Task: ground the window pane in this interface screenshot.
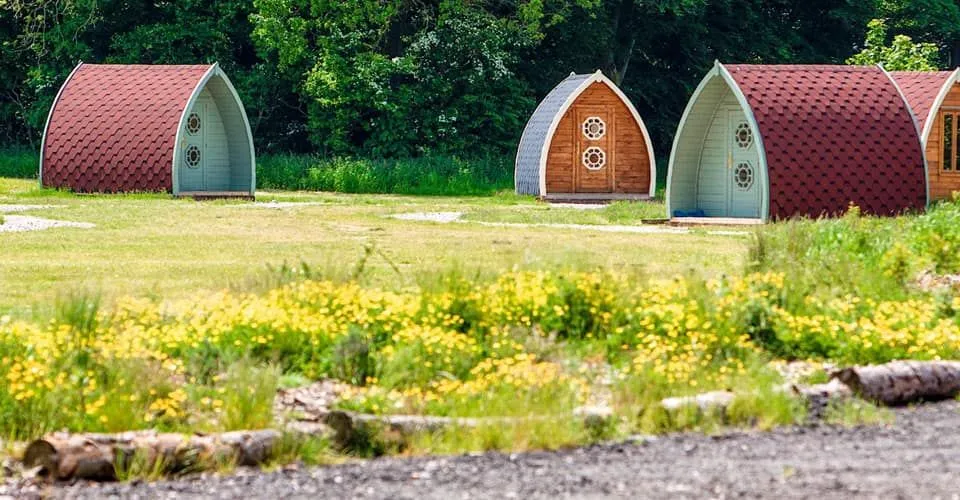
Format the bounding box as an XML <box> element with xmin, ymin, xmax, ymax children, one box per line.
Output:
<box><xmin>954</xmin><ymin>114</ymin><xmax>960</xmax><ymax>174</ymax></box>
<box><xmin>945</xmin><ymin>114</ymin><xmax>954</xmax><ymax>171</ymax></box>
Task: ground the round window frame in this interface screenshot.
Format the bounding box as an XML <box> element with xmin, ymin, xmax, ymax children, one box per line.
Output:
<box><xmin>734</xmin><ymin>161</ymin><xmax>754</xmax><ymax>191</ymax></box>
<box><xmin>735</xmin><ymin>122</ymin><xmax>753</xmax><ymax>149</ymax></box>
<box><xmin>186</xmin><ymin>112</ymin><xmax>202</xmax><ymax>136</ymax></box>
<box><xmin>582</xmin><ymin>117</ymin><xmax>607</xmax><ymax>141</ymax></box>
<box><xmin>582</xmin><ymin>146</ymin><xmax>607</xmax><ymax>171</ymax></box>
<box><xmin>185</xmin><ymin>145</ymin><xmax>202</xmax><ymax>169</ymax></box>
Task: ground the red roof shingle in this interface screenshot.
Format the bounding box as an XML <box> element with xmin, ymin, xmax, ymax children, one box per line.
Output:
<box><xmin>42</xmin><ymin>64</ymin><xmax>213</xmax><ymax>193</ymax></box>
<box><xmin>726</xmin><ymin>65</ymin><xmax>927</xmax><ymax>219</ymax></box>
<box><xmin>890</xmin><ymin>70</ymin><xmax>955</xmax><ymax>135</ymax></box>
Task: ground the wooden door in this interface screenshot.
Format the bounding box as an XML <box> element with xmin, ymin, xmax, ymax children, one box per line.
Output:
<box><xmin>727</xmin><ymin>111</ymin><xmax>760</xmax><ymax>218</ymax></box>
<box><xmin>574</xmin><ymin>107</ymin><xmax>614</xmax><ymax>193</ymax></box>
<box><xmin>180</xmin><ymin>103</ymin><xmax>206</xmax><ymax>191</ymax></box>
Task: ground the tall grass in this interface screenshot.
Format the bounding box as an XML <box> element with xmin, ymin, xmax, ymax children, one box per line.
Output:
<box><xmin>257</xmin><ymin>154</ymin><xmax>513</xmax><ymax>195</ymax></box>
<box><xmin>749</xmin><ymin>202</ymin><xmax>960</xmax><ymax>303</ymax></box>
<box><xmin>0</xmin><ymin>147</ymin><xmax>38</xmax><ymax>179</ymax></box>
<box><xmin>0</xmin><ymin>147</ymin><xmax>514</xmax><ymax>196</ymax></box>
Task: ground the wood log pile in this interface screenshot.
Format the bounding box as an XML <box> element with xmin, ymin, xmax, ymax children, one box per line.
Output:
<box><xmin>18</xmin><ymin>361</ymin><xmax>960</xmax><ymax>482</ymax></box>
<box><xmin>22</xmin><ymin>430</ymin><xmax>279</xmax><ymax>481</ymax></box>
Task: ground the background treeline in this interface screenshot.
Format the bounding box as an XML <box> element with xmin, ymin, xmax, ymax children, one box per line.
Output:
<box><xmin>2</xmin><ymin>0</ymin><xmax>960</xmax><ymax>191</ymax></box>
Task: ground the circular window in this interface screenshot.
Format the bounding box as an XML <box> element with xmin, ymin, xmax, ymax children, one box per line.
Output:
<box><xmin>186</xmin><ymin>112</ymin><xmax>202</xmax><ymax>136</ymax></box>
<box><xmin>735</xmin><ymin>122</ymin><xmax>753</xmax><ymax>149</ymax></box>
<box><xmin>582</xmin><ymin>147</ymin><xmax>607</xmax><ymax>170</ymax></box>
<box><xmin>734</xmin><ymin>162</ymin><xmax>754</xmax><ymax>190</ymax></box>
<box><xmin>185</xmin><ymin>145</ymin><xmax>202</xmax><ymax>169</ymax></box>
<box><xmin>582</xmin><ymin>117</ymin><xmax>606</xmax><ymax>140</ymax></box>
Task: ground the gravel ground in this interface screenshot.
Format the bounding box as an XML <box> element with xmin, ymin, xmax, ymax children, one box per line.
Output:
<box><xmin>0</xmin><ymin>215</ymin><xmax>94</xmax><ymax>233</ymax></box>
<box><xmin>0</xmin><ymin>204</ymin><xmax>63</xmax><ymax>214</ymax></box>
<box><xmin>389</xmin><ymin>212</ymin><xmax>747</xmax><ymax>236</ymax></box>
<box><xmin>38</xmin><ymin>401</ymin><xmax>960</xmax><ymax>499</ymax></box>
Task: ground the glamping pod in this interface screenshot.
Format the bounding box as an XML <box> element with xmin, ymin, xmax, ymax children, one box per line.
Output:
<box><xmin>667</xmin><ymin>62</ymin><xmax>927</xmax><ymax>221</ymax></box>
<box><xmin>41</xmin><ymin>63</ymin><xmax>255</xmax><ymax>197</ymax></box>
<box><xmin>891</xmin><ymin>69</ymin><xmax>960</xmax><ymax>201</ymax></box>
<box><xmin>515</xmin><ymin>71</ymin><xmax>656</xmax><ymax>200</ymax></box>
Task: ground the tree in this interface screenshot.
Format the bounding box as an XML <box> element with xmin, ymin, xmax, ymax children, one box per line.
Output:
<box><xmin>847</xmin><ymin>18</ymin><xmax>940</xmax><ymax>70</ymax></box>
<box><xmin>251</xmin><ymin>0</ymin><xmax>558</xmax><ymax>156</ymax></box>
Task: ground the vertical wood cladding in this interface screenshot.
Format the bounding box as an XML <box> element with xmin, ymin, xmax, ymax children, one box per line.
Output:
<box><xmin>544</xmin><ymin>82</ymin><xmax>651</xmax><ymax>194</ymax></box>
<box><xmin>928</xmin><ymin>84</ymin><xmax>960</xmax><ymax>201</ymax></box>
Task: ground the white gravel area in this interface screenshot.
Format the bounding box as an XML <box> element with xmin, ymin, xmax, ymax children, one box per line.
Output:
<box><xmin>0</xmin><ymin>204</ymin><xmax>61</xmax><ymax>213</ymax></box>
<box><xmin>390</xmin><ymin>212</ymin><xmax>747</xmax><ymax>236</ymax></box>
<box><xmin>0</xmin><ymin>215</ymin><xmax>94</xmax><ymax>233</ymax></box>
<box><xmin>391</xmin><ymin>211</ymin><xmax>465</xmax><ymax>223</ymax></box>
<box><xmin>249</xmin><ymin>201</ymin><xmax>327</xmax><ymax>209</ymax></box>
<box><xmin>544</xmin><ymin>203</ymin><xmax>607</xmax><ymax>210</ymax></box>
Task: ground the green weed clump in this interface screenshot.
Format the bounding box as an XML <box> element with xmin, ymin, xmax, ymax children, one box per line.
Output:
<box><xmin>751</xmin><ymin>200</ymin><xmax>960</xmax><ymax>302</ymax></box>
<box><xmin>257</xmin><ymin>154</ymin><xmax>513</xmax><ymax>195</ymax></box>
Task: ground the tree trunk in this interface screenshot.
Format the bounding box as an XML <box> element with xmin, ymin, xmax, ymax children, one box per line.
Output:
<box><xmin>834</xmin><ymin>361</ymin><xmax>960</xmax><ymax>406</ymax></box>
<box><xmin>603</xmin><ymin>0</ymin><xmax>637</xmax><ymax>86</ymax></box>
<box><xmin>22</xmin><ymin>430</ymin><xmax>280</xmax><ymax>481</ymax></box>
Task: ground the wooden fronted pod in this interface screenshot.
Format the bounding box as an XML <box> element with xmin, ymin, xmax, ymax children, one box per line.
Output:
<box><xmin>40</xmin><ymin>63</ymin><xmax>256</xmax><ymax>198</ymax></box>
<box><xmin>667</xmin><ymin>62</ymin><xmax>926</xmax><ymax>222</ymax></box>
<box><xmin>515</xmin><ymin>71</ymin><xmax>656</xmax><ymax>200</ymax></box>
<box><xmin>892</xmin><ymin>69</ymin><xmax>960</xmax><ymax>202</ymax></box>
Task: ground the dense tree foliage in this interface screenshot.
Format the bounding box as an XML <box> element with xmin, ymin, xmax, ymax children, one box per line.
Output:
<box><xmin>0</xmin><ymin>0</ymin><xmax>955</xmax><ymax>158</ymax></box>
<box><xmin>847</xmin><ymin>19</ymin><xmax>940</xmax><ymax>69</ymax></box>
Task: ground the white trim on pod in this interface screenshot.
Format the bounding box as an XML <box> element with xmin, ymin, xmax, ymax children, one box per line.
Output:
<box><xmin>715</xmin><ymin>62</ymin><xmax>770</xmax><ymax>221</ymax></box>
<box><xmin>536</xmin><ymin>70</ymin><xmax>657</xmax><ymax>197</ymax></box>
<box><xmin>39</xmin><ymin>61</ymin><xmax>84</xmax><ymax>187</ymax></box>
<box><xmin>880</xmin><ymin>64</ymin><xmax>931</xmax><ymax>208</ymax></box>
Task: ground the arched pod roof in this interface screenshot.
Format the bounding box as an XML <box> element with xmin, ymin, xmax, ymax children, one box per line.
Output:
<box><xmin>515</xmin><ymin>71</ymin><xmax>656</xmax><ymax>196</ymax></box>
<box><xmin>727</xmin><ymin>64</ymin><xmax>926</xmax><ymax>218</ymax></box>
<box><xmin>890</xmin><ymin>70</ymin><xmax>960</xmax><ymax>145</ymax></box>
<box><xmin>41</xmin><ymin>63</ymin><xmax>255</xmax><ymax>195</ymax></box>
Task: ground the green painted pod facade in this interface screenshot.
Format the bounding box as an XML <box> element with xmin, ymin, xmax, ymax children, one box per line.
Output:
<box><xmin>666</xmin><ymin>62</ymin><xmax>769</xmax><ymax>221</ymax></box>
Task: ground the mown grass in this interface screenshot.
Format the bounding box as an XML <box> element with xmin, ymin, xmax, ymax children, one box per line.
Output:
<box><xmin>0</xmin><ymin>178</ymin><xmax>746</xmax><ymax>314</ymax></box>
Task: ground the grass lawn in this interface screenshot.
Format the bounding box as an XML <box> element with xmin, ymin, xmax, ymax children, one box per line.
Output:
<box><xmin>0</xmin><ymin>178</ymin><xmax>748</xmax><ymax>314</ymax></box>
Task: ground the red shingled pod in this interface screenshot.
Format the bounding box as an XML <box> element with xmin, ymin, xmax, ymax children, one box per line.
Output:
<box><xmin>667</xmin><ymin>63</ymin><xmax>927</xmax><ymax>220</ymax></box>
<box><xmin>40</xmin><ymin>63</ymin><xmax>255</xmax><ymax>197</ymax></box>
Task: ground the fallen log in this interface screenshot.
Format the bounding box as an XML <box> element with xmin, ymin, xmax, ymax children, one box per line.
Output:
<box><xmin>833</xmin><ymin>360</ymin><xmax>960</xmax><ymax>406</ymax></box>
<box><xmin>22</xmin><ymin>429</ymin><xmax>280</xmax><ymax>481</ymax></box>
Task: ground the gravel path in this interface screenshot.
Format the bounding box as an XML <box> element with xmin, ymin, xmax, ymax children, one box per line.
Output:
<box><xmin>43</xmin><ymin>401</ymin><xmax>960</xmax><ymax>499</ymax></box>
<box><xmin>389</xmin><ymin>212</ymin><xmax>748</xmax><ymax>236</ymax></box>
<box><xmin>0</xmin><ymin>215</ymin><xmax>94</xmax><ymax>233</ymax></box>
<box><xmin>0</xmin><ymin>204</ymin><xmax>61</xmax><ymax>213</ymax></box>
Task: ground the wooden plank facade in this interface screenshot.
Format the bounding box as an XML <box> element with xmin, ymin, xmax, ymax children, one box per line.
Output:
<box><xmin>544</xmin><ymin>82</ymin><xmax>652</xmax><ymax>194</ymax></box>
<box><xmin>514</xmin><ymin>71</ymin><xmax>656</xmax><ymax>198</ymax></box>
<box><xmin>925</xmin><ymin>83</ymin><xmax>960</xmax><ymax>201</ymax></box>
